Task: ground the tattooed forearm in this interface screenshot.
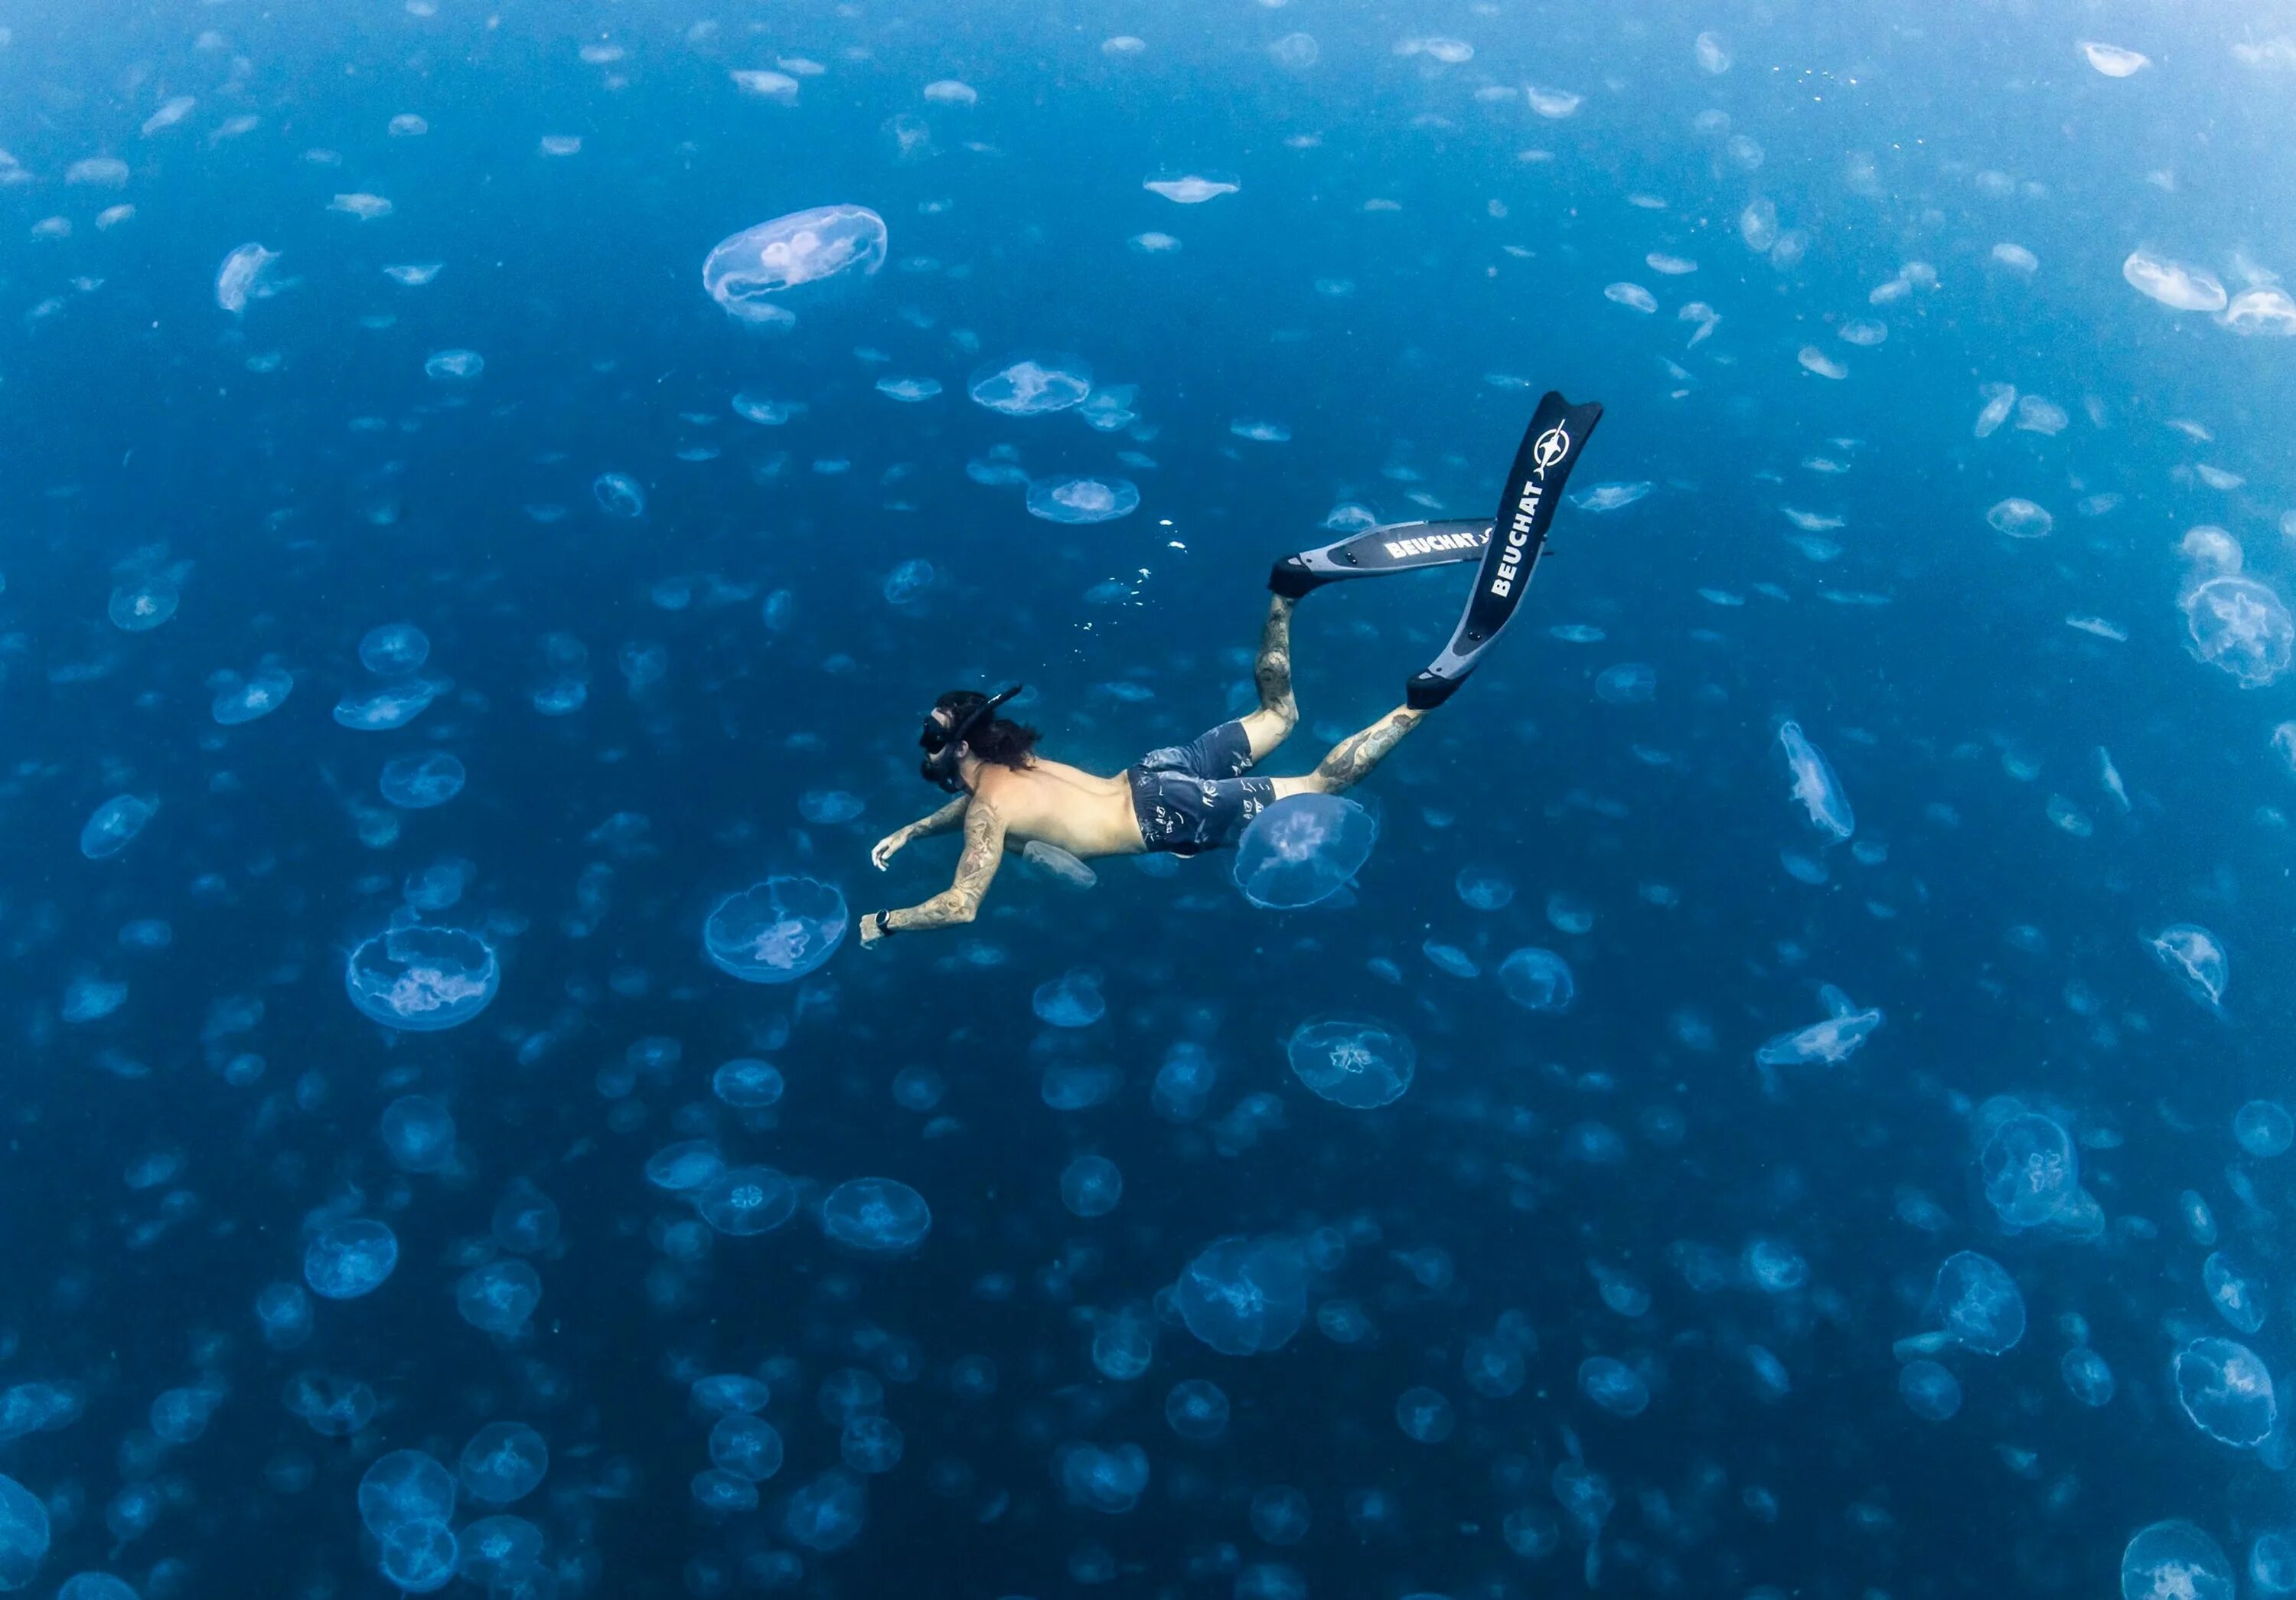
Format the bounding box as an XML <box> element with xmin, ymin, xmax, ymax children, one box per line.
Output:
<box><xmin>1313</xmin><ymin>706</ymin><xmax>1424</xmax><ymax>792</ymax></box>
<box><xmin>907</xmin><ymin>796</ymin><xmax>970</xmax><ymax>838</ymax></box>
<box><xmin>885</xmin><ymin>798</ymin><xmax>1006</xmax><ymax>930</ymax></box>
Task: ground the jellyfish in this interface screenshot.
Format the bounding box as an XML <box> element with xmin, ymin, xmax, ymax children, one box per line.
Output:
<box><xmin>711</xmin><ymin>1415</ymin><xmax>784</xmax><ymax>1481</ymax></box>
<box><xmin>968</xmin><ymin>354</ymin><xmax>1093</xmax><ymax>415</ymax></box>
<box><xmin>379</xmin><ymin>751</ymin><xmax>466</xmax><ymax>809</ymax></box>
<box><xmin>711</xmin><ymin>1058</ymin><xmax>784</xmax><ymax>1109</ymax></box>
<box><xmin>1978</xmin><ymin>1112</ymin><xmax>2080</xmax><ymax>1228</ymax></box>
<box><xmin>2122</xmin><ymin>251</ymin><xmax>2228</xmax><ymax>313</ymax></box>
<box><xmin>1060</xmin><ymin>1155</ymin><xmax>1123</xmax><ymax>1218</ymax></box>
<box><xmin>693</xmin><ymin>1167</ymin><xmax>798</xmax><ymax>1237</ymax></box>
<box><xmin>1233</xmin><ymin>795</ymin><xmax>1378</xmax><ymax>909</ymax></box>
<box><xmin>1174</xmin><ymin>1235</ymin><xmax>1310</xmax><ymax>1355</ymax></box>
<box><xmin>2174</xmin><ymin>1337</ymin><xmax>2276</xmax><ymax>1447</ymax></box>
<box><xmin>1907</xmin><ymin>1251</ymin><xmax>2024</xmax><ymax>1355</ymax></box>
<box><xmin>2147</xmin><ymin>922</ymin><xmax>2228</xmax><ymax>1011</ymax></box>
<box><xmin>2121</xmin><ymin>1520</ymin><xmax>2233</xmax><ymax>1600</ymax></box>
<box><xmin>214</xmin><ymin>242</ymin><xmax>281</xmax><ymax>312</ymax></box>
<box><xmin>703</xmin><ymin>877</ymin><xmax>846</xmax><ymax>983</ymax></box>
<box><xmin>702</xmin><ymin>205</ymin><xmax>887</xmax><ymax>322</ymax></box>
<box><xmin>1897</xmin><ymin>1360</ymin><xmax>1962</xmax><ymax>1421</ymax></box>
<box><xmin>455</xmin><ymin>1262</ymin><xmax>542</xmax><ymax>1336</ymax></box>
<box><xmin>820</xmin><ymin>1177</ymin><xmax>932</xmax><ymax>1254</ymax></box>
<box><xmin>2236</xmin><ymin>1100</ymin><xmax>2294</xmax><ymax>1158</ymax></box>
<box><xmin>1578</xmin><ymin>1357</ymin><xmax>1651</xmax><ymax>1417</ymax></box>
<box><xmin>460</xmin><ymin>1423</ymin><xmax>548</xmax><ymax>1504</ymax></box>
<box><xmin>334</xmin><ymin>678</ymin><xmax>448</xmax><ymax>730</ymax></box>
<box><xmin>1986</xmin><ymin>498</ymin><xmax>2053</xmax><ymax>539</ymax></box>
<box><xmin>1498</xmin><ymin>947</ymin><xmax>1576</xmax><ymax>1012</ymax></box>
<box><xmin>380</xmin><ymin>1096</ymin><xmax>455</xmax><ymax>1172</ymax></box>
<box><xmin>2062</xmin><ymin>1347</ymin><xmax>2116</xmax><ymax>1407</ymax></box>
<box><xmin>1032</xmin><ymin>968</ymin><xmax>1107</xmax><ymax>1027</ymax></box>
<box><xmin>2183</xmin><ymin>576</ymin><xmax>2293</xmax><ymax>687</ymax></box>
<box><xmin>345</xmin><ymin>926</ymin><xmax>499</xmax><ymax>1031</ymax></box>
<box><xmin>1755</xmin><ymin>984</ymin><xmax>1883</xmax><ymax>1066</ymax></box>
<box><xmin>1776</xmin><ymin>721</ymin><xmax>1854</xmax><ymax>838</ymax></box>
<box><xmin>1144</xmin><ymin>174</ymin><xmax>1238</xmax><ymax>204</ymax></box>
<box><xmin>1284</xmin><ymin>1017</ymin><xmax>1416</xmax><ymax>1109</ymax></box>
<box><xmin>303</xmin><ymin>1218</ymin><xmax>399</xmax><ymax>1300</ymax></box>
<box><xmin>80</xmin><ymin>795</ymin><xmax>155</xmax><ymax>860</ymax></box>
<box><xmin>1026</xmin><ymin>476</ymin><xmax>1140</xmax><ymax>524</ymax></box>
<box><xmin>358</xmin><ymin>1450</ymin><xmax>455</xmax><ymax>1536</ymax></box>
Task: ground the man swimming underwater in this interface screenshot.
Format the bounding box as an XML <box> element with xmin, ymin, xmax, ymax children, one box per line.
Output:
<box><xmin>857</xmin><ymin>390</ymin><xmax>1603</xmax><ymax>944</ymax></box>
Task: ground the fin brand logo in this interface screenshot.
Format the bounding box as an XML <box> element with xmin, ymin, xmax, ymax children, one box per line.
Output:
<box><xmin>1489</xmin><ymin>421</ymin><xmax>1570</xmax><ymax>599</ymax></box>
<box><xmin>1381</xmin><ymin>529</ymin><xmax>1487</xmax><ymax>560</ymax></box>
<box><xmin>1529</xmin><ymin>422</ymin><xmax>1571</xmax><ymax>474</ymax></box>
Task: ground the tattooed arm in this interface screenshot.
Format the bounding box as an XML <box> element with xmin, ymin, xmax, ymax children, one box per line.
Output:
<box><xmin>1311</xmin><ymin>705</ymin><xmax>1425</xmax><ymax>792</ymax></box>
<box><xmin>863</xmin><ymin>797</ymin><xmax>1007</xmax><ymax>939</ymax></box>
<box><xmin>870</xmin><ymin>795</ymin><xmax>969</xmax><ymax>870</ymax></box>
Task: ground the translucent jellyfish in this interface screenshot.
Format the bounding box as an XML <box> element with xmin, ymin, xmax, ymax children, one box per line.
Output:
<box><xmin>61</xmin><ymin>978</ymin><xmax>126</xmax><ymax>1024</ymax></box>
<box><xmin>458</xmin><ymin>1517</ymin><xmax>543</xmax><ymax>1587</ymax></box>
<box><xmin>1978</xmin><ymin>1112</ymin><xmax>2080</xmax><ymax>1228</ymax></box>
<box><xmin>379</xmin><ymin>751</ymin><xmax>466</xmax><ymax>809</ymax></box>
<box><xmin>693</xmin><ymin>1374</ymin><xmax>771</xmax><ymax>1415</ymax></box>
<box><xmin>2174</xmin><ymin>1337</ymin><xmax>2276</xmax><ymax>1446</ymax></box>
<box><xmin>821</xmin><ymin>1177</ymin><xmax>932</xmax><ymax>1254</ymax></box>
<box><xmin>1497</xmin><ymin>947</ymin><xmax>1575</xmax><ymax>1012</ymax></box>
<box><xmin>702</xmin><ymin>205</ymin><xmax>887</xmax><ymax>322</ymax></box>
<box><xmin>875</xmin><ymin>375</ymin><xmax>939</xmax><ymax>402</ymax></box>
<box><xmin>2123</xmin><ymin>251</ymin><xmax>2228</xmax><ymax>313</ymax></box>
<box><xmin>1455</xmin><ymin>865</ymin><xmax>1515</xmax><ymax>909</ymax></box>
<box><xmin>80</xmin><ymin>795</ymin><xmax>155</xmax><ymax>860</ymax></box>
<box><xmin>2082</xmin><ymin>41</ymin><xmax>2151</xmax><ymax>76</ymax></box>
<box><xmin>380</xmin><ymin>1095</ymin><xmax>455</xmax><ymax>1172</ymax></box>
<box><xmin>2253</xmin><ymin>1533</ymin><xmax>2296</xmax><ymax>1595</ymax></box>
<box><xmin>1022</xmin><ymin>841</ymin><xmax>1098</xmax><ymax>888</ymax></box>
<box><xmin>711</xmin><ymin>1058</ymin><xmax>784</xmax><ymax>1109</ymax></box>
<box><xmin>2122</xmin><ymin>1521</ymin><xmax>2233</xmax><ymax>1600</ymax></box>
<box><xmin>1578</xmin><ymin>1357</ymin><xmax>1650</xmax><ymax>1417</ymax></box>
<box><xmin>214</xmin><ymin>242</ymin><xmax>280</xmax><ymax>312</ymax></box>
<box><xmin>1595</xmin><ymin>663</ymin><xmax>1656</xmax><ymax>704</ymax></box>
<box><xmin>456</xmin><ymin>1261</ymin><xmax>541</xmax><ymax>1335</ymax></box>
<box><xmin>591</xmin><ymin>472</ymin><xmax>645</xmax><ymax>518</ymax></box>
<box><xmin>786</xmin><ymin>1472</ymin><xmax>869</xmax><ymax>1551</ymax></box>
<box><xmin>288</xmin><ymin>1221</ymin><xmax>396</xmax><ymax>1310</ymax></box>
<box><xmin>1395</xmin><ymin>1387</ymin><xmax>1456</xmax><ymax>1443</ymax></box>
<box><xmin>1986</xmin><ymin>498</ymin><xmax>2053</xmax><ymax>539</ymax></box>
<box><xmin>210</xmin><ymin>667</ymin><xmax>294</xmax><ymax>724</ymax></box>
<box><xmin>1528</xmin><ymin>85</ymin><xmax>1582</xmax><ymax>117</ymax></box>
<box><xmin>1058</xmin><ymin>1443</ymin><xmax>1150</xmax><ymax>1513</ymax></box>
<box><xmin>691</xmin><ymin>1470</ymin><xmax>758</xmax><ymax>1513</ymax></box>
<box><xmin>1032</xmin><ymin>968</ymin><xmax>1106</xmax><ymax>1027</ymax></box>
<box><xmin>968</xmin><ymin>354</ymin><xmax>1092</xmax><ymax>415</ymax></box>
<box><xmin>334</xmin><ymin>678</ymin><xmax>447</xmax><ymax>730</ymax></box>
<box><xmin>2236</xmin><ymin>1100</ymin><xmax>2294</xmax><ymax>1158</ymax></box>
<box><xmin>1897</xmin><ymin>1359</ymin><xmax>1962</xmax><ymax>1421</ymax></box>
<box><xmin>1161</xmin><ymin>1379</ymin><xmax>1230</xmax><ymax>1443</ymax></box>
<box><xmin>2204</xmin><ymin>1254</ymin><xmax>2265</xmax><ymax>1334</ymax></box>
<box><xmin>1176</xmin><ymin>1236</ymin><xmax>1309</xmax><ymax>1355</ymax></box>
<box><xmin>882</xmin><ymin>559</ymin><xmax>934</xmax><ymax>605</ymax></box>
<box><xmin>2063</xmin><ymin>1347</ymin><xmax>2115</xmax><ymax>1406</ymax></box>
<box><xmin>711</xmin><ymin>1414</ymin><xmax>784</xmax><ymax>1481</ymax></box>
<box><xmin>703</xmin><ymin>877</ymin><xmax>846</xmax><ymax>983</ymax></box>
<box><xmin>55</xmin><ymin>1576</ymin><xmax>136</xmax><ymax>1600</ymax></box>
<box><xmin>1060</xmin><ymin>1155</ymin><xmax>1123</xmax><ymax>1217</ymax></box>
<box><xmin>108</xmin><ymin>577</ymin><xmax>178</xmax><ymax>632</ymax></box>
<box><xmin>424</xmin><ymin>348</ymin><xmax>482</xmax><ymax>381</ymax></box>
<box><xmin>1604</xmin><ymin>282</ymin><xmax>1658</xmax><ymax>313</ymax></box>
<box><xmin>1929</xmin><ymin>1252</ymin><xmax>2025</xmax><ymax>1353</ymax></box>
<box><xmin>1026</xmin><ymin>476</ymin><xmax>1140</xmax><ymax>524</ymax></box>
<box><xmin>2147</xmin><ymin>922</ymin><xmax>2228</xmax><ymax>1011</ymax></box>
<box><xmin>1695</xmin><ymin>30</ymin><xmax>1731</xmax><ymax>72</ymax></box>
<box><xmin>461</xmin><ymin>1422</ymin><xmax>548</xmax><ymax>1504</ymax></box>
<box><xmin>1144</xmin><ymin>174</ymin><xmax>1238</xmax><ymax>204</ymax></box>
<box><xmin>345</xmin><ymin>926</ymin><xmax>500</xmax><ymax>1031</ymax></box>
<box><xmin>285</xmin><ymin>1373</ymin><xmax>377</xmax><ymax>1435</ymax></box>
<box><xmin>1285</xmin><ymin>1017</ymin><xmax>1416</xmax><ymax>1109</ymax></box>
<box><xmin>1233</xmin><ymin>794</ymin><xmax>1378</xmax><ymax>909</ymax></box>
<box><xmin>1776</xmin><ymin>721</ymin><xmax>1854</xmax><ymax>838</ymax></box>
<box><xmin>842</xmin><ymin>1415</ymin><xmax>903</xmax><ymax>1474</ymax></box>
<box><xmin>359</xmin><ymin>1450</ymin><xmax>456</xmax><ymax>1536</ymax></box>
<box><xmin>2183</xmin><ymin>576</ymin><xmax>2293</xmax><ymax>687</ymax></box>
<box><xmin>360</xmin><ymin>623</ymin><xmax>431</xmax><ymax>674</ymax></box>
<box><xmin>2222</xmin><ymin>288</ymin><xmax>2296</xmax><ymax>336</ymax></box>
<box><xmin>694</xmin><ymin>1167</ymin><xmax>797</xmax><ymax>1236</ymax></box>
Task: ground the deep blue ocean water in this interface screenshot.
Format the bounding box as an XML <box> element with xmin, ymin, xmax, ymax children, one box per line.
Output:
<box><xmin>2</xmin><ymin>4</ymin><xmax>2294</xmax><ymax>1598</ymax></box>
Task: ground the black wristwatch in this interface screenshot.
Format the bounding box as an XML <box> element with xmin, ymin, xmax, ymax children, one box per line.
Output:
<box><xmin>870</xmin><ymin>910</ymin><xmax>896</xmax><ymax>939</ymax></box>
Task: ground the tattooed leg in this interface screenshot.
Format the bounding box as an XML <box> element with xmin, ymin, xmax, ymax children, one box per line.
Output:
<box><xmin>1240</xmin><ymin>595</ymin><xmax>1300</xmax><ymax>760</ymax></box>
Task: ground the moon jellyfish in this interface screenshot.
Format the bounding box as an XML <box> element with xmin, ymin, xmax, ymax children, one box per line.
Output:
<box><xmin>2063</xmin><ymin>1347</ymin><xmax>2116</xmax><ymax>1406</ymax></box>
<box><xmin>2174</xmin><ymin>1337</ymin><xmax>2275</xmax><ymax>1446</ymax></box>
<box><xmin>820</xmin><ymin>1177</ymin><xmax>932</xmax><ymax>1254</ymax></box>
<box><xmin>1032</xmin><ymin>968</ymin><xmax>1106</xmax><ymax>1027</ymax></box>
<box><xmin>1497</xmin><ymin>947</ymin><xmax>1575</xmax><ymax>1012</ymax></box>
<box><xmin>107</xmin><ymin>578</ymin><xmax>178</xmax><ymax>632</ymax></box>
<box><xmin>1026</xmin><ymin>476</ymin><xmax>1140</xmax><ymax>524</ymax></box>
<box><xmin>2236</xmin><ymin>1100</ymin><xmax>2294</xmax><ymax>1158</ymax></box>
<box><xmin>2082</xmin><ymin>40</ymin><xmax>2150</xmax><ymax>76</ymax></box>
<box><xmin>1897</xmin><ymin>1360</ymin><xmax>1962</xmax><ymax>1421</ymax></box>
<box><xmin>80</xmin><ymin>795</ymin><xmax>155</xmax><ymax>860</ymax></box>
<box><xmin>693</xmin><ymin>1167</ymin><xmax>797</xmax><ymax>1237</ymax></box>
<box><xmin>1060</xmin><ymin>1155</ymin><xmax>1123</xmax><ymax>1218</ymax></box>
<box><xmin>1594</xmin><ymin>662</ymin><xmax>1656</xmax><ymax>703</ymax></box>
<box><xmin>359</xmin><ymin>623</ymin><xmax>430</xmax><ymax>674</ymax></box>
<box><xmin>460</xmin><ymin>1423</ymin><xmax>548</xmax><ymax>1504</ymax></box>
<box><xmin>703</xmin><ymin>877</ymin><xmax>846</xmax><ymax>983</ymax></box>
<box><xmin>304</xmin><ymin>1218</ymin><xmax>400</xmax><ymax>1300</ymax></box>
<box><xmin>210</xmin><ymin>667</ymin><xmax>294</xmax><ymax>724</ymax></box>
<box><xmin>458</xmin><ymin>1518</ymin><xmax>543</xmax><ymax>1587</ymax></box>
<box><xmin>1978</xmin><ymin>1112</ymin><xmax>2080</xmax><ymax>1228</ymax></box>
<box><xmin>1926</xmin><ymin>1252</ymin><xmax>2025</xmax><ymax>1354</ymax></box>
<box><xmin>423</xmin><ymin>348</ymin><xmax>482</xmax><ymax>381</ymax></box>
<box><xmin>380</xmin><ymin>1096</ymin><xmax>455</xmax><ymax>1171</ymax></box>
<box><xmin>711</xmin><ymin>1415</ymin><xmax>784</xmax><ymax>1481</ymax></box>
<box><xmin>2183</xmin><ymin>576</ymin><xmax>2293</xmax><ymax>687</ymax></box>
<box><xmin>359</xmin><ymin>1450</ymin><xmax>455</xmax><ymax>1537</ymax></box>
<box><xmin>1455</xmin><ymin>865</ymin><xmax>1515</xmax><ymax>909</ymax></box>
<box><xmin>456</xmin><ymin>1260</ymin><xmax>541</xmax><ymax>1335</ymax></box>
<box><xmin>379</xmin><ymin>751</ymin><xmax>466</xmax><ymax>809</ymax></box>
<box><xmin>1175</xmin><ymin>1235</ymin><xmax>1309</xmax><ymax>1355</ymax></box>
<box><xmin>2252</xmin><ymin>1533</ymin><xmax>2296</xmax><ymax>1595</ymax></box>
<box><xmin>702</xmin><ymin>204</ymin><xmax>887</xmax><ymax>322</ymax></box>
<box><xmin>1166</xmin><ymin>1380</ymin><xmax>1229</xmax><ymax>1442</ymax></box>
<box><xmin>2121</xmin><ymin>1520</ymin><xmax>2233</xmax><ymax>1600</ymax></box>
<box><xmin>592</xmin><ymin>472</ymin><xmax>644</xmax><ymax>518</ymax></box>
<box><xmin>1285</xmin><ymin>1017</ymin><xmax>1416</xmax><ymax>1109</ymax></box>
<box><xmin>1233</xmin><ymin>794</ymin><xmax>1378</xmax><ymax>909</ymax></box>
<box><xmin>1022</xmin><ymin>841</ymin><xmax>1099</xmax><ymax>888</ymax></box>
<box><xmin>1756</xmin><ymin>984</ymin><xmax>1883</xmax><ymax>1066</ymax></box>
<box><xmin>345</xmin><ymin>926</ymin><xmax>500</xmax><ymax>1031</ymax></box>
<box><xmin>2122</xmin><ymin>251</ymin><xmax>2228</xmax><ymax>313</ymax></box>
<box><xmin>2147</xmin><ymin>922</ymin><xmax>2228</xmax><ymax>1011</ymax></box>
<box><xmin>1578</xmin><ymin>1357</ymin><xmax>1650</xmax><ymax>1417</ymax></box>
<box><xmin>2204</xmin><ymin>1253</ymin><xmax>2265</xmax><ymax>1334</ymax></box>
<box><xmin>1395</xmin><ymin>1387</ymin><xmax>1456</xmax><ymax>1442</ymax></box>
<box><xmin>1144</xmin><ymin>174</ymin><xmax>1238</xmax><ymax>204</ymax></box>
<box><xmin>711</xmin><ymin>1058</ymin><xmax>784</xmax><ymax>1109</ymax></box>
<box><xmin>1776</xmin><ymin>721</ymin><xmax>1854</xmax><ymax>838</ymax></box>
<box><xmin>334</xmin><ymin>678</ymin><xmax>448</xmax><ymax>730</ymax></box>
<box><xmin>214</xmin><ymin>242</ymin><xmax>280</xmax><ymax>312</ymax></box>
<box><xmin>1986</xmin><ymin>498</ymin><xmax>2053</xmax><ymax>539</ymax></box>
<box><xmin>968</xmin><ymin>353</ymin><xmax>1092</xmax><ymax>415</ymax></box>
<box><xmin>285</xmin><ymin>1373</ymin><xmax>376</xmax><ymax>1435</ymax></box>
<box><xmin>0</xmin><ymin>1478</ymin><xmax>47</xmax><ymax>1595</ymax></box>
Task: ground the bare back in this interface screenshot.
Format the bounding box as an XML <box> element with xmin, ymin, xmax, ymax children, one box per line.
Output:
<box><xmin>970</xmin><ymin>756</ymin><xmax>1144</xmax><ymax>858</ymax></box>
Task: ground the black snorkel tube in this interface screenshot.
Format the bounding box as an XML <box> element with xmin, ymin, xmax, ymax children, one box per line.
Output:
<box><xmin>918</xmin><ymin>684</ymin><xmax>1024</xmax><ymax>792</ymax></box>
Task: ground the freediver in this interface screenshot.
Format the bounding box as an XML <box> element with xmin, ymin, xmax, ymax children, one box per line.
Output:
<box><xmin>857</xmin><ymin>390</ymin><xmax>1602</xmax><ymax>945</ymax></box>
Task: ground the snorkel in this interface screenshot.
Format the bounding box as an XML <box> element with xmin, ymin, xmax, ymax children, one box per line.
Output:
<box><xmin>918</xmin><ymin>684</ymin><xmax>1025</xmax><ymax>792</ymax></box>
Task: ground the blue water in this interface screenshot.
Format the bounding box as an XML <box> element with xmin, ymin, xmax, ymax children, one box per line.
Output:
<box><xmin>2</xmin><ymin>5</ymin><xmax>2294</xmax><ymax>1598</ymax></box>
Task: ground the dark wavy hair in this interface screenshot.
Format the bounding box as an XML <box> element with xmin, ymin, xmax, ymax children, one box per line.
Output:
<box><xmin>934</xmin><ymin>690</ymin><xmax>1041</xmax><ymax>768</ymax></box>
